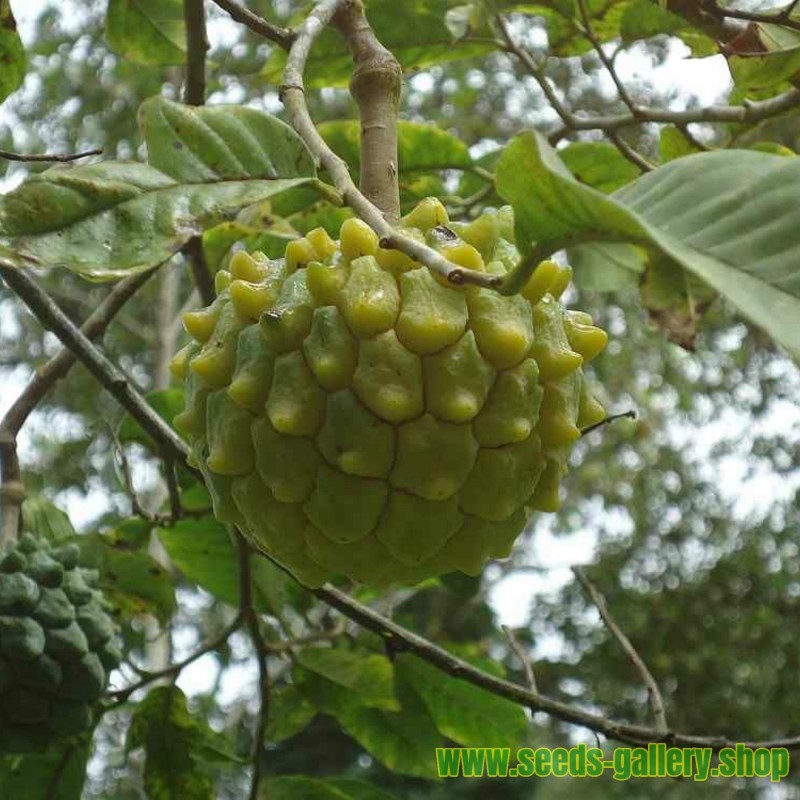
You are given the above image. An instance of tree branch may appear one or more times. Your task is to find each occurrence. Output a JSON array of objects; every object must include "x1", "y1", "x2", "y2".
[
  {"x1": 280, "y1": 0, "x2": 500, "y2": 290},
  {"x1": 0, "y1": 269, "x2": 155, "y2": 545},
  {"x1": 572, "y1": 566, "x2": 669, "y2": 733},
  {"x1": 0, "y1": 263, "x2": 191, "y2": 468},
  {"x1": 210, "y1": 0, "x2": 296, "y2": 49},
  {"x1": 309, "y1": 581, "x2": 800, "y2": 750},
  {"x1": 333, "y1": 0, "x2": 403, "y2": 221},
  {"x1": 183, "y1": 0, "x2": 208, "y2": 106}
]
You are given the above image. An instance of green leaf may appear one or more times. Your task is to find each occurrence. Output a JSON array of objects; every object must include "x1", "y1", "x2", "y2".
[
  {"x1": 295, "y1": 648, "x2": 400, "y2": 711},
  {"x1": 496, "y1": 130, "x2": 800, "y2": 361},
  {"x1": 0, "y1": 0, "x2": 25, "y2": 104},
  {"x1": 105, "y1": 0, "x2": 186, "y2": 66},
  {"x1": 0, "y1": 161, "x2": 316, "y2": 278},
  {"x1": 559, "y1": 141, "x2": 641, "y2": 193},
  {"x1": 0, "y1": 742, "x2": 88, "y2": 799},
  {"x1": 396, "y1": 654, "x2": 529, "y2": 749},
  {"x1": 262, "y1": 776, "x2": 399, "y2": 800},
  {"x1": 569, "y1": 241, "x2": 644, "y2": 291},
  {"x1": 264, "y1": 685, "x2": 317, "y2": 743},
  {"x1": 318, "y1": 120, "x2": 472, "y2": 174},
  {"x1": 118, "y1": 388, "x2": 185, "y2": 446},
  {"x1": 140, "y1": 97, "x2": 316, "y2": 182},
  {"x1": 262, "y1": 0, "x2": 496, "y2": 87},
  {"x1": 295, "y1": 660, "x2": 440, "y2": 778},
  {"x1": 156, "y1": 517, "x2": 289, "y2": 616},
  {"x1": 620, "y1": 0, "x2": 715, "y2": 55},
  {"x1": 78, "y1": 532, "x2": 176, "y2": 622},
  {"x1": 127, "y1": 686, "x2": 220, "y2": 799},
  {"x1": 19, "y1": 495, "x2": 76, "y2": 542},
  {"x1": 728, "y1": 22, "x2": 800, "y2": 90}
]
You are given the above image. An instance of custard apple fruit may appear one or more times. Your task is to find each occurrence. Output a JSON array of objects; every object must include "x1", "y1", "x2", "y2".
[
  {"x1": 172, "y1": 199, "x2": 608, "y2": 587},
  {"x1": 0, "y1": 533, "x2": 121, "y2": 752}
]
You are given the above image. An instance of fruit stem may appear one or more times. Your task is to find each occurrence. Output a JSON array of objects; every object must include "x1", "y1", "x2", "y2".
[{"x1": 334, "y1": 0, "x2": 402, "y2": 224}]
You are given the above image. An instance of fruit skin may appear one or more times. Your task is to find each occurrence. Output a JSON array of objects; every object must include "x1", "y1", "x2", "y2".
[
  {"x1": 0, "y1": 534, "x2": 121, "y2": 753},
  {"x1": 174, "y1": 199, "x2": 608, "y2": 588}
]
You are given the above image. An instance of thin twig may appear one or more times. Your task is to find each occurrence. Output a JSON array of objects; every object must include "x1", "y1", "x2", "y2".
[
  {"x1": 109, "y1": 424, "x2": 147, "y2": 519},
  {"x1": 107, "y1": 614, "x2": 243, "y2": 706},
  {"x1": 280, "y1": 0, "x2": 500, "y2": 290},
  {"x1": 576, "y1": 0, "x2": 639, "y2": 115},
  {"x1": 572, "y1": 566, "x2": 669, "y2": 733},
  {"x1": 210, "y1": 0, "x2": 296, "y2": 49},
  {"x1": 183, "y1": 0, "x2": 209, "y2": 105},
  {"x1": 0, "y1": 269, "x2": 156, "y2": 545},
  {"x1": 607, "y1": 131, "x2": 654, "y2": 172},
  {"x1": 163, "y1": 456, "x2": 183, "y2": 523},
  {"x1": 676, "y1": 123, "x2": 712, "y2": 153},
  {"x1": 501, "y1": 625, "x2": 538, "y2": 692},
  {"x1": 0, "y1": 148, "x2": 102, "y2": 163},
  {"x1": 580, "y1": 409, "x2": 637, "y2": 437}
]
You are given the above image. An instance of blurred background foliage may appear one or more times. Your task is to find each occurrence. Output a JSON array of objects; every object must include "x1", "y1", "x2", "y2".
[{"x1": 1, "y1": 0, "x2": 799, "y2": 797}]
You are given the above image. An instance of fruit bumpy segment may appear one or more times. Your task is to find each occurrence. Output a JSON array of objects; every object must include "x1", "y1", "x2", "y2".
[
  {"x1": 172, "y1": 199, "x2": 608, "y2": 588},
  {"x1": 0, "y1": 534, "x2": 121, "y2": 753}
]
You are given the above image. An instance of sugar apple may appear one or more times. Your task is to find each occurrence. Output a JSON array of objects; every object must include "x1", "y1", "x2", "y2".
[
  {"x1": 171, "y1": 199, "x2": 608, "y2": 587},
  {"x1": 0, "y1": 533, "x2": 121, "y2": 752}
]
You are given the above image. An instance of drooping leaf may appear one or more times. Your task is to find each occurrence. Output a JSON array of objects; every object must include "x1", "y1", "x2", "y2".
[
  {"x1": 396, "y1": 654, "x2": 529, "y2": 749},
  {"x1": 496, "y1": 130, "x2": 800, "y2": 361},
  {"x1": 0, "y1": 742, "x2": 88, "y2": 799},
  {"x1": 19, "y1": 495, "x2": 76, "y2": 542},
  {"x1": 105, "y1": 0, "x2": 186, "y2": 66},
  {"x1": 318, "y1": 120, "x2": 472, "y2": 175},
  {"x1": 78, "y1": 532, "x2": 176, "y2": 622},
  {"x1": 262, "y1": 776, "x2": 400, "y2": 800},
  {"x1": 262, "y1": 0, "x2": 496, "y2": 87},
  {"x1": 0, "y1": 0, "x2": 25, "y2": 104},
  {"x1": 559, "y1": 141, "x2": 641, "y2": 193},
  {"x1": 126, "y1": 686, "x2": 221, "y2": 799},
  {"x1": 157, "y1": 517, "x2": 290, "y2": 616},
  {"x1": 295, "y1": 648, "x2": 400, "y2": 711},
  {"x1": 264, "y1": 685, "x2": 317, "y2": 743},
  {"x1": 0, "y1": 161, "x2": 316, "y2": 278},
  {"x1": 139, "y1": 97, "x2": 316, "y2": 182}
]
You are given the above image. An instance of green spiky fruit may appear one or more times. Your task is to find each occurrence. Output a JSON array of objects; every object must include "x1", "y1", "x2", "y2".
[
  {"x1": 0, "y1": 534, "x2": 121, "y2": 753},
  {"x1": 173, "y1": 199, "x2": 608, "y2": 587}
]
